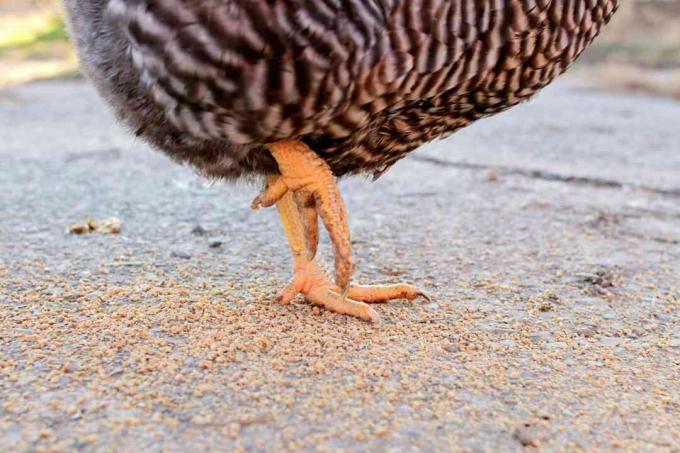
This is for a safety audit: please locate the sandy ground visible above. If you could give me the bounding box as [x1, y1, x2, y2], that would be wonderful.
[1, 79, 680, 452]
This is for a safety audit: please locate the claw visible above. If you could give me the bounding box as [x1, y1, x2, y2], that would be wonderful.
[273, 278, 302, 305]
[251, 175, 288, 210]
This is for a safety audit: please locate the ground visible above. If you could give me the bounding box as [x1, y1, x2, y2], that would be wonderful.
[1, 78, 680, 452]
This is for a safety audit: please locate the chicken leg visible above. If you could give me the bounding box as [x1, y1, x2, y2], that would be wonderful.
[252, 140, 429, 321]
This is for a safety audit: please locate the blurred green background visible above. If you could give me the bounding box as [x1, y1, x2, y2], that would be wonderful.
[1, 0, 679, 98]
[0, 0, 76, 85]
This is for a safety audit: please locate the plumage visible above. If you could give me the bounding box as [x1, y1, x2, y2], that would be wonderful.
[64, 0, 620, 180]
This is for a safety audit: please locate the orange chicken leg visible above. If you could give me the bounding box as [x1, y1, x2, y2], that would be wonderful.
[252, 140, 429, 321]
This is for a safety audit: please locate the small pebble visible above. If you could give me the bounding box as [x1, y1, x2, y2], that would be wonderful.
[68, 223, 92, 235]
[577, 326, 597, 338]
[68, 217, 121, 234]
[514, 424, 540, 448]
[68, 218, 97, 234]
[443, 343, 460, 353]
[98, 217, 122, 234]
[191, 225, 208, 236]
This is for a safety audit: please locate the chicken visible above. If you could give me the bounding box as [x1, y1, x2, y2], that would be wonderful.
[63, 0, 620, 321]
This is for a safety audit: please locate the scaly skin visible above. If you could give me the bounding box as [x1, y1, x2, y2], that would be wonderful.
[252, 141, 429, 321]
[252, 140, 353, 292]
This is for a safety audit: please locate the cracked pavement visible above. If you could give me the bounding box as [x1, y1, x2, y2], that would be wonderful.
[1, 78, 679, 451]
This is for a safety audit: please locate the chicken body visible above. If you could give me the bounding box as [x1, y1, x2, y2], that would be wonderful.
[65, 0, 620, 180]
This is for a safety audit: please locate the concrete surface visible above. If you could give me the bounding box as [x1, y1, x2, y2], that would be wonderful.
[1, 79, 679, 452]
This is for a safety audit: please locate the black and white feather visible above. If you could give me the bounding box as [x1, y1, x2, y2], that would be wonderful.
[64, 0, 620, 179]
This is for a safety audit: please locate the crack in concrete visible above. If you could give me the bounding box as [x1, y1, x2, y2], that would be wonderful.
[413, 155, 680, 198]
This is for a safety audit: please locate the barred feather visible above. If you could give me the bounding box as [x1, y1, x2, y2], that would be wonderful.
[64, 0, 621, 179]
